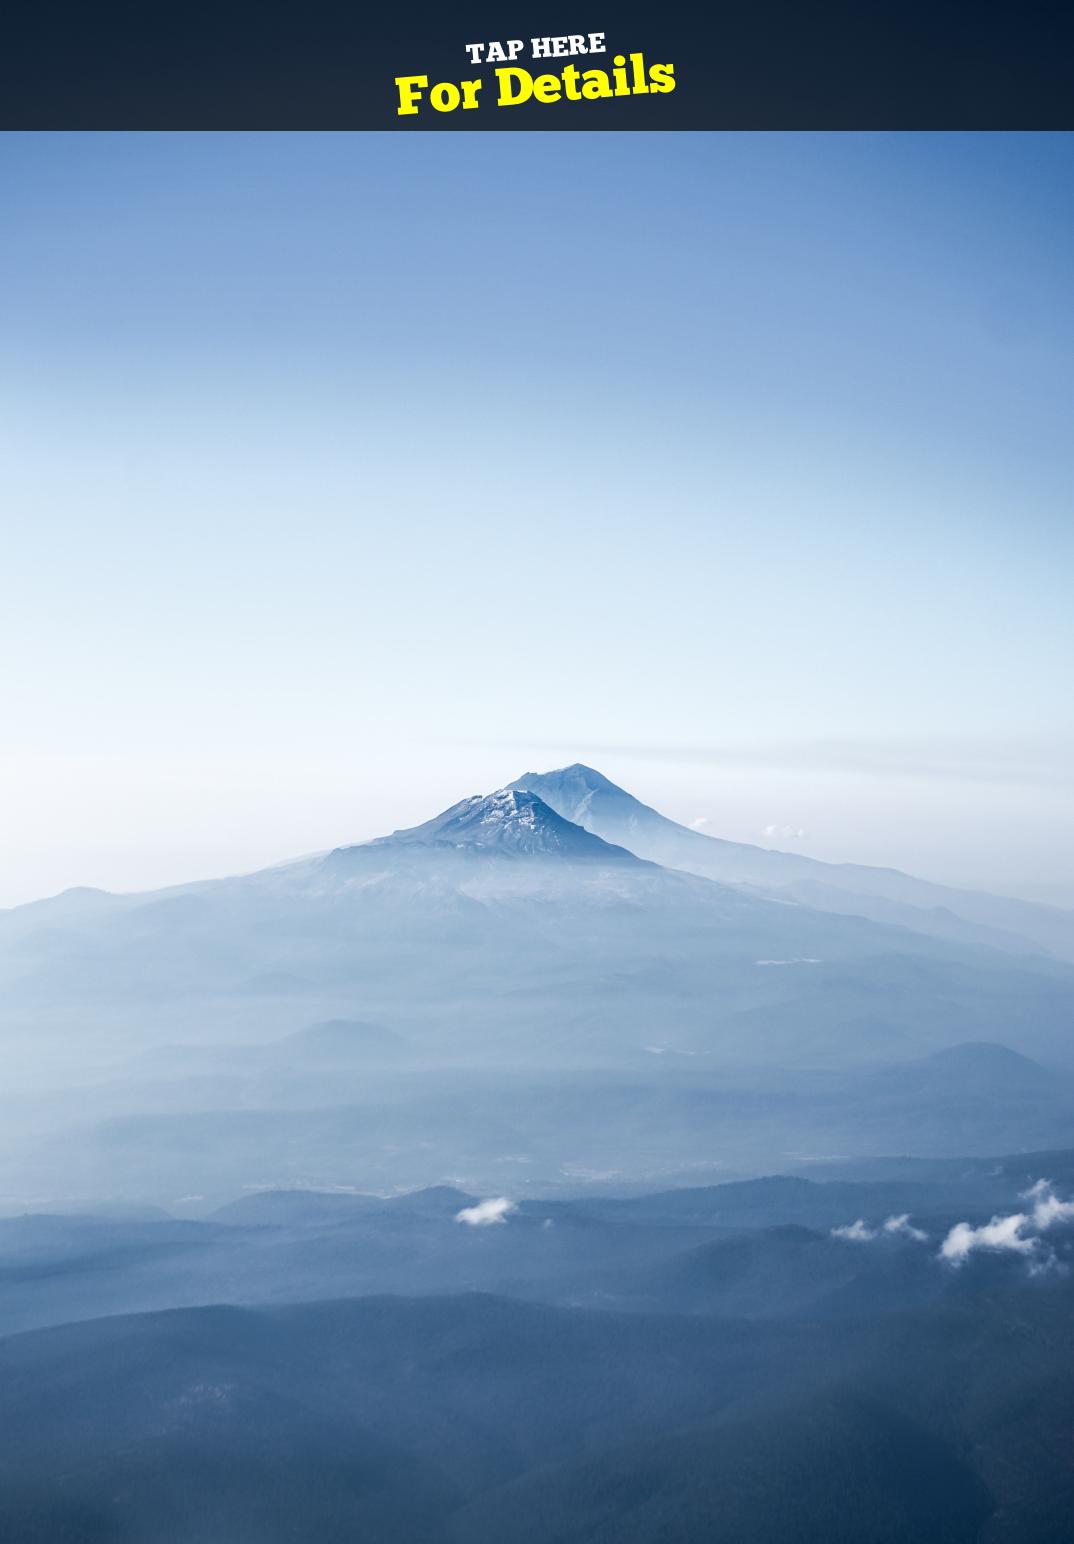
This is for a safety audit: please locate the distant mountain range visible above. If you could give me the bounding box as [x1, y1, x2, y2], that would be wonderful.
[2, 1143, 1074, 1543]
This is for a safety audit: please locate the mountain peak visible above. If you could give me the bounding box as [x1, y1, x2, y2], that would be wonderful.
[369, 786, 639, 862]
[509, 764, 647, 832]
[517, 763, 619, 789]
[513, 763, 619, 791]
[924, 1041, 1051, 1083]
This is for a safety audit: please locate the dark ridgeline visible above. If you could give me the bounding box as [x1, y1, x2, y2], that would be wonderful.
[2, 1149, 1074, 1540]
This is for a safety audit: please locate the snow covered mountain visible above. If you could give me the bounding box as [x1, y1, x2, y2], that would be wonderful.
[3, 772, 1074, 1206]
[2, 772, 1073, 1084]
[364, 787, 639, 863]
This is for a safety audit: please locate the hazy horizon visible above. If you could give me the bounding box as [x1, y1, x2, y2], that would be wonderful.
[2, 748, 1071, 911]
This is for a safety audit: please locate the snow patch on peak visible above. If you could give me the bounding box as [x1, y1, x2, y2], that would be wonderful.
[476, 789, 536, 826]
[364, 785, 641, 864]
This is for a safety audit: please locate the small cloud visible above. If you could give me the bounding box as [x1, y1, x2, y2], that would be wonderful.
[832, 1219, 876, 1241]
[833, 1214, 928, 1244]
[940, 1212, 1035, 1263]
[762, 824, 808, 840]
[455, 1196, 516, 1227]
[883, 1213, 928, 1242]
[1031, 1186, 1074, 1231]
[689, 816, 710, 830]
[940, 1180, 1074, 1266]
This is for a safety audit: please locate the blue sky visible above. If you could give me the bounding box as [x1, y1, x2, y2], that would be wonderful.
[1, 132, 1071, 904]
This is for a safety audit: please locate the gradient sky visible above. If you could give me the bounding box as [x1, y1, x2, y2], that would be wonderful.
[1, 132, 1072, 906]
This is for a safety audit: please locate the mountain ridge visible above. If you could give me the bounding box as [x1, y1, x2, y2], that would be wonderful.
[510, 764, 1073, 960]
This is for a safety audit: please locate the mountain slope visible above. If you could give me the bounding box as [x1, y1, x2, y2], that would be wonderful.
[510, 764, 1073, 959]
[4, 778, 1010, 1010]
[3, 1275, 1074, 1544]
[2, 775, 1073, 1166]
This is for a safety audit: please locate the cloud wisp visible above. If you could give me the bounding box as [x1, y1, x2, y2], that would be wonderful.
[832, 1219, 877, 1241]
[455, 1196, 516, 1227]
[832, 1214, 929, 1243]
[884, 1213, 929, 1242]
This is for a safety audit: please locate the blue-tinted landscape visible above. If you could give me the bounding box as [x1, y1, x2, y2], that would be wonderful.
[2, 131, 1072, 1541]
[2, 763, 1074, 1540]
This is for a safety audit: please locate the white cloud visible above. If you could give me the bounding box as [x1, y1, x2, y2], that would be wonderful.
[883, 1213, 928, 1242]
[455, 1196, 516, 1227]
[940, 1180, 1074, 1265]
[831, 1182, 1074, 1270]
[1031, 1189, 1074, 1230]
[689, 816, 709, 829]
[832, 1219, 876, 1241]
[762, 824, 808, 840]
[940, 1212, 1035, 1263]
[833, 1213, 928, 1244]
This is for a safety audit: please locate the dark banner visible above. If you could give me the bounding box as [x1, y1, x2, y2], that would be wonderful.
[3, 0, 1074, 128]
